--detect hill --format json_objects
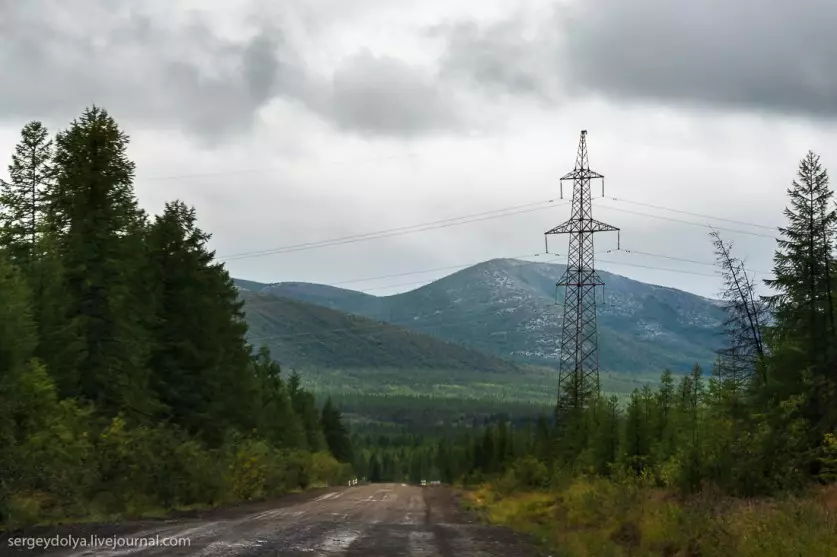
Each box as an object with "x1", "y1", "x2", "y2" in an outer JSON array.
[
  {"x1": 236, "y1": 258, "x2": 726, "y2": 373},
  {"x1": 239, "y1": 289, "x2": 521, "y2": 374}
]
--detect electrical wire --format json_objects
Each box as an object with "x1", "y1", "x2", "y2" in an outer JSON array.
[
  {"x1": 237, "y1": 248, "x2": 770, "y2": 345},
  {"x1": 241, "y1": 244, "x2": 770, "y2": 296},
  {"x1": 593, "y1": 199, "x2": 778, "y2": 240},
  {"x1": 218, "y1": 196, "x2": 780, "y2": 263},
  {"x1": 219, "y1": 199, "x2": 567, "y2": 261},
  {"x1": 599, "y1": 196, "x2": 777, "y2": 231}
]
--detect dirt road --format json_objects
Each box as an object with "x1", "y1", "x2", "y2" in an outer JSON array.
[{"x1": 2, "y1": 484, "x2": 539, "y2": 556}]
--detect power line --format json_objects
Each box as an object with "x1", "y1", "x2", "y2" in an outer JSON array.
[
  {"x1": 593, "y1": 200, "x2": 778, "y2": 239},
  {"x1": 219, "y1": 199, "x2": 566, "y2": 262},
  {"x1": 238, "y1": 249, "x2": 768, "y2": 345},
  {"x1": 257, "y1": 251, "x2": 552, "y2": 289},
  {"x1": 604, "y1": 248, "x2": 772, "y2": 275},
  {"x1": 218, "y1": 196, "x2": 779, "y2": 264},
  {"x1": 601, "y1": 196, "x2": 777, "y2": 231},
  {"x1": 241, "y1": 253, "x2": 736, "y2": 345},
  {"x1": 241, "y1": 245, "x2": 771, "y2": 296}
]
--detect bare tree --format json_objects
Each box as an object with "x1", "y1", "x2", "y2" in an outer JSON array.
[{"x1": 710, "y1": 230, "x2": 769, "y2": 387}]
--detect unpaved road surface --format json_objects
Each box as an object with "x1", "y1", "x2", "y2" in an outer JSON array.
[{"x1": 2, "y1": 484, "x2": 539, "y2": 556}]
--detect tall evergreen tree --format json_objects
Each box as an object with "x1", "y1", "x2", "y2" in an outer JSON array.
[
  {"x1": 764, "y1": 150, "x2": 837, "y2": 435},
  {"x1": 145, "y1": 200, "x2": 252, "y2": 444},
  {"x1": 321, "y1": 398, "x2": 353, "y2": 463},
  {"x1": 43, "y1": 106, "x2": 154, "y2": 418},
  {"x1": 0, "y1": 121, "x2": 53, "y2": 267},
  {"x1": 250, "y1": 346, "x2": 305, "y2": 449},
  {"x1": 764, "y1": 151, "x2": 837, "y2": 358},
  {"x1": 289, "y1": 371, "x2": 326, "y2": 452}
]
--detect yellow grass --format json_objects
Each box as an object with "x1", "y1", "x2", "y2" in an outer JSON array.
[{"x1": 465, "y1": 480, "x2": 837, "y2": 557}]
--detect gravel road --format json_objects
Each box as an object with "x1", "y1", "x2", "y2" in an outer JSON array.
[{"x1": 2, "y1": 484, "x2": 539, "y2": 556}]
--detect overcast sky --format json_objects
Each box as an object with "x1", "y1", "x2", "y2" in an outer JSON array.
[{"x1": 2, "y1": 0, "x2": 835, "y2": 300}]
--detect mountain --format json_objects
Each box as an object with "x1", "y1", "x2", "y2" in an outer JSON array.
[
  {"x1": 236, "y1": 258, "x2": 727, "y2": 374},
  {"x1": 238, "y1": 289, "x2": 521, "y2": 374}
]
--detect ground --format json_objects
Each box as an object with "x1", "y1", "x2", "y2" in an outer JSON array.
[{"x1": 1, "y1": 484, "x2": 540, "y2": 556}]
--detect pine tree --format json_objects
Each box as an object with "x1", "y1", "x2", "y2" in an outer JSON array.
[
  {"x1": 590, "y1": 395, "x2": 620, "y2": 476},
  {"x1": 289, "y1": 371, "x2": 326, "y2": 452},
  {"x1": 764, "y1": 151, "x2": 837, "y2": 361},
  {"x1": 710, "y1": 231, "x2": 768, "y2": 386},
  {"x1": 622, "y1": 389, "x2": 651, "y2": 476},
  {"x1": 251, "y1": 346, "x2": 305, "y2": 449},
  {"x1": 321, "y1": 398, "x2": 353, "y2": 463},
  {"x1": 44, "y1": 106, "x2": 154, "y2": 418},
  {"x1": 764, "y1": 150, "x2": 837, "y2": 435},
  {"x1": 145, "y1": 199, "x2": 253, "y2": 444},
  {"x1": 0, "y1": 121, "x2": 53, "y2": 267}
]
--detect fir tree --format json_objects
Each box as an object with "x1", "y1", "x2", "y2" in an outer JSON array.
[
  {"x1": 764, "y1": 151, "x2": 837, "y2": 365},
  {"x1": 145, "y1": 199, "x2": 252, "y2": 444},
  {"x1": 45, "y1": 106, "x2": 153, "y2": 417},
  {"x1": 0, "y1": 121, "x2": 54, "y2": 267},
  {"x1": 764, "y1": 150, "x2": 837, "y2": 436},
  {"x1": 321, "y1": 398, "x2": 353, "y2": 463}
]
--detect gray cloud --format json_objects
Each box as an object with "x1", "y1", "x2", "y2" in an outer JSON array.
[
  {"x1": 0, "y1": 0, "x2": 463, "y2": 143},
  {"x1": 431, "y1": 18, "x2": 560, "y2": 103},
  {"x1": 437, "y1": 0, "x2": 837, "y2": 119},
  {"x1": 316, "y1": 50, "x2": 463, "y2": 136}
]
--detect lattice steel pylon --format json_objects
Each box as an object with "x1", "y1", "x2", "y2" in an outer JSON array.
[{"x1": 544, "y1": 130, "x2": 619, "y2": 416}]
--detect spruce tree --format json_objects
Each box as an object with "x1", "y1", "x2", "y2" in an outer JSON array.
[
  {"x1": 0, "y1": 121, "x2": 53, "y2": 267},
  {"x1": 764, "y1": 151, "x2": 837, "y2": 364},
  {"x1": 145, "y1": 200, "x2": 252, "y2": 444},
  {"x1": 321, "y1": 398, "x2": 353, "y2": 463},
  {"x1": 250, "y1": 346, "x2": 305, "y2": 449},
  {"x1": 764, "y1": 151, "x2": 837, "y2": 435},
  {"x1": 44, "y1": 106, "x2": 154, "y2": 417},
  {"x1": 289, "y1": 371, "x2": 326, "y2": 452}
]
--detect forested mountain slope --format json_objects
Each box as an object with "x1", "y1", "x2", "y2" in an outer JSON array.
[
  {"x1": 239, "y1": 290, "x2": 522, "y2": 374},
  {"x1": 236, "y1": 258, "x2": 726, "y2": 373}
]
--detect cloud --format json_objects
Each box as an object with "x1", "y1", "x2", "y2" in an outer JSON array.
[
  {"x1": 431, "y1": 16, "x2": 562, "y2": 104},
  {"x1": 436, "y1": 0, "x2": 837, "y2": 120},
  {"x1": 314, "y1": 50, "x2": 464, "y2": 136},
  {"x1": 0, "y1": 0, "x2": 465, "y2": 144}
]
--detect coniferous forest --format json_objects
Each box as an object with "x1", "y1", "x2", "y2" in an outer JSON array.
[
  {"x1": 0, "y1": 108, "x2": 354, "y2": 526},
  {"x1": 1, "y1": 107, "x2": 836, "y2": 554},
  {"x1": 334, "y1": 151, "x2": 837, "y2": 554}
]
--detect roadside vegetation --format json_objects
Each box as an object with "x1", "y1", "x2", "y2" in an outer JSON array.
[
  {"x1": 451, "y1": 151, "x2": 837, "y2": 555},
  {"x1": 0, "y1": 109, "x2": 353, "y2": 529}
]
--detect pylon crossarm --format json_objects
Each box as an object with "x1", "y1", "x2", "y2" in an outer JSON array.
[
  {"x1": 560, "y1": 169, "x2": 604, "y2": 181},
  {"x1": 544, "y1": 218, "x2": 620, "y2": 235}
]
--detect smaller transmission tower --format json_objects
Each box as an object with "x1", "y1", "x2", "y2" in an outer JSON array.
[{"x1": 545, "y1": 130, "x2": 619, "y2": 415}]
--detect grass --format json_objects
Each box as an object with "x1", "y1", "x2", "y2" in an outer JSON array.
[{"x1": 464, "y1": 479, "x2": 837, "y2": 556}]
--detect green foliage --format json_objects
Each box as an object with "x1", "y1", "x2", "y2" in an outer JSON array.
[
  {"x1": 236, "y1": 256, "x2": 728, "y2": 374},
  {"x1": 451, "y1": 150, "x2": 837, "y2": 556},
  {"x1": 240, "y1": 290, "x2": 523, "y2": 374},
  {"x1": 0, "y1": 108, "x2": 354, "y2": 528},
  {"x1": 0, "y1": 121, "x2": 53, "y2": 267}
]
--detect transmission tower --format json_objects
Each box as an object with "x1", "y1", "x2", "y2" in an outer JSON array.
[{"x1": 544, "y1": 130, "x2": 619, "y2": 416}]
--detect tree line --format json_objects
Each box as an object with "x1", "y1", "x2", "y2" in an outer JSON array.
[
  {"x1": 356, "y1": 150, "x2": 837, "y2": 496},
  {"x1": 0, "y1": 107, "x2": 353, "y2": 527}
]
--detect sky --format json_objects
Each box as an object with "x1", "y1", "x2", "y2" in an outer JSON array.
[{"x1": 2, "y1": 0, "x2": 836, "y2": 300}]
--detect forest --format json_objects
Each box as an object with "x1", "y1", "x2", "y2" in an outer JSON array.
[
  {"x1": 1, "y1": 106, "x2": 836, "y2": 554},
  {"x1": 438, "y1": 150, "x2": 837, "y2": 555},
  {"x1": 0, "y1": 108, "x2": 354, "y2": 527}
]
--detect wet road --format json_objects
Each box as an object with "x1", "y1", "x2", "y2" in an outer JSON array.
[{"x1": 15, "y1": 484, "x2": 538, "y2": 556}]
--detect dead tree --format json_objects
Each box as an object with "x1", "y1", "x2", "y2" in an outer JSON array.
[{"x1": 710, "y1": 230, "x2": 769, "y2": 387}]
